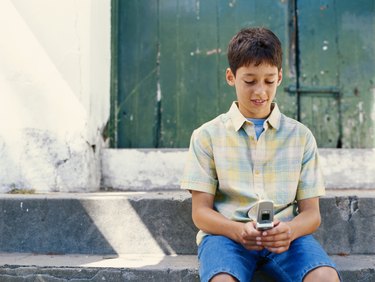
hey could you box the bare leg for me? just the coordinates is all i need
[303,266,340,282]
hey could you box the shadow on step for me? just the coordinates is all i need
[0,197,117,255]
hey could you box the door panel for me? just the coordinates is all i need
[297,0,342,147]
[300,95,341,147]
[336,0,375,148]
[117,0,159,148]
[298,0,375,147]
[159,0,221,147]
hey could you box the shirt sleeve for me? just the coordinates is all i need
[296,130,326,200]
[180,128,218,195]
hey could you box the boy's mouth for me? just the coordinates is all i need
[251,99,267,106]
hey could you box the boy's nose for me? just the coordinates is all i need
[254,83,267,95]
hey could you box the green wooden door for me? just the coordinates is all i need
[111,0,375,148]
[295,0,375,148]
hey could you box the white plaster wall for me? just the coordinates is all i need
[0,0,110,192]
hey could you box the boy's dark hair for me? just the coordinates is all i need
[227,27,282,75]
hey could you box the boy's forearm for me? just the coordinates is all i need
[193,206,244,242]
[285,197,322,241]
[287,208,321,241]
[191,190,245,242]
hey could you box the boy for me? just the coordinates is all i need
[181,27,341,282]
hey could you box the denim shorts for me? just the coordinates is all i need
[198,234,340,282]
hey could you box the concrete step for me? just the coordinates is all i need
[0,253,374,282]
[0,190,374,256]
[101,148,375,191]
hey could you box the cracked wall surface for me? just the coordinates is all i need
[0,0,110,192]
[335,196,359,221]
[315,196,375,255]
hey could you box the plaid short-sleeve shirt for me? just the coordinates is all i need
[181,102,325,244]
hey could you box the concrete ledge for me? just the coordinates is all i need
[0,192,197,255]
[101,148,375,190]
[319,149,375,189]
[101,149,187,190]
[0,253,374,282]
[0,191,374,255]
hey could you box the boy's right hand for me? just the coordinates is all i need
[239,221,264,251]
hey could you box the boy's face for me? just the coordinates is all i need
[226,63,282,118]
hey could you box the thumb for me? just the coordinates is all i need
[273,219,281,227]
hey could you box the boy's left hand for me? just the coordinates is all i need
[257,220,293,254]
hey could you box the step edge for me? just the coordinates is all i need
[0,253,374,270]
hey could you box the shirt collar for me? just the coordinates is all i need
[267,103,281,130]
[228,101,281,131]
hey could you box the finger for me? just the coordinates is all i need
[261,225,291,237]
[245,245,264,251]
[242,226,262,239]
[266,246,289,254]
[247,221,263,233]
[246,245,265,251]
[260,232,292,243]
[242,242,265,251]
[241,237,261,246]
[240,238,264,251]
[262,239,291,248]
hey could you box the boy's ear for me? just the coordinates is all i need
[277,68,283,86]
[226,68,235,86]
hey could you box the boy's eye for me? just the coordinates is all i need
[244,80,275,85]
[244,81,256,85]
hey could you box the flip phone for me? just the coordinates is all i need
[256,200,274,231]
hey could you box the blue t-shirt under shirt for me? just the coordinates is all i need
[247,118,266,140]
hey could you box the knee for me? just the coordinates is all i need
[210,273,238,282]
[303,266,340,282]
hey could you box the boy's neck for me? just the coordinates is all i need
[239,103,275,119]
